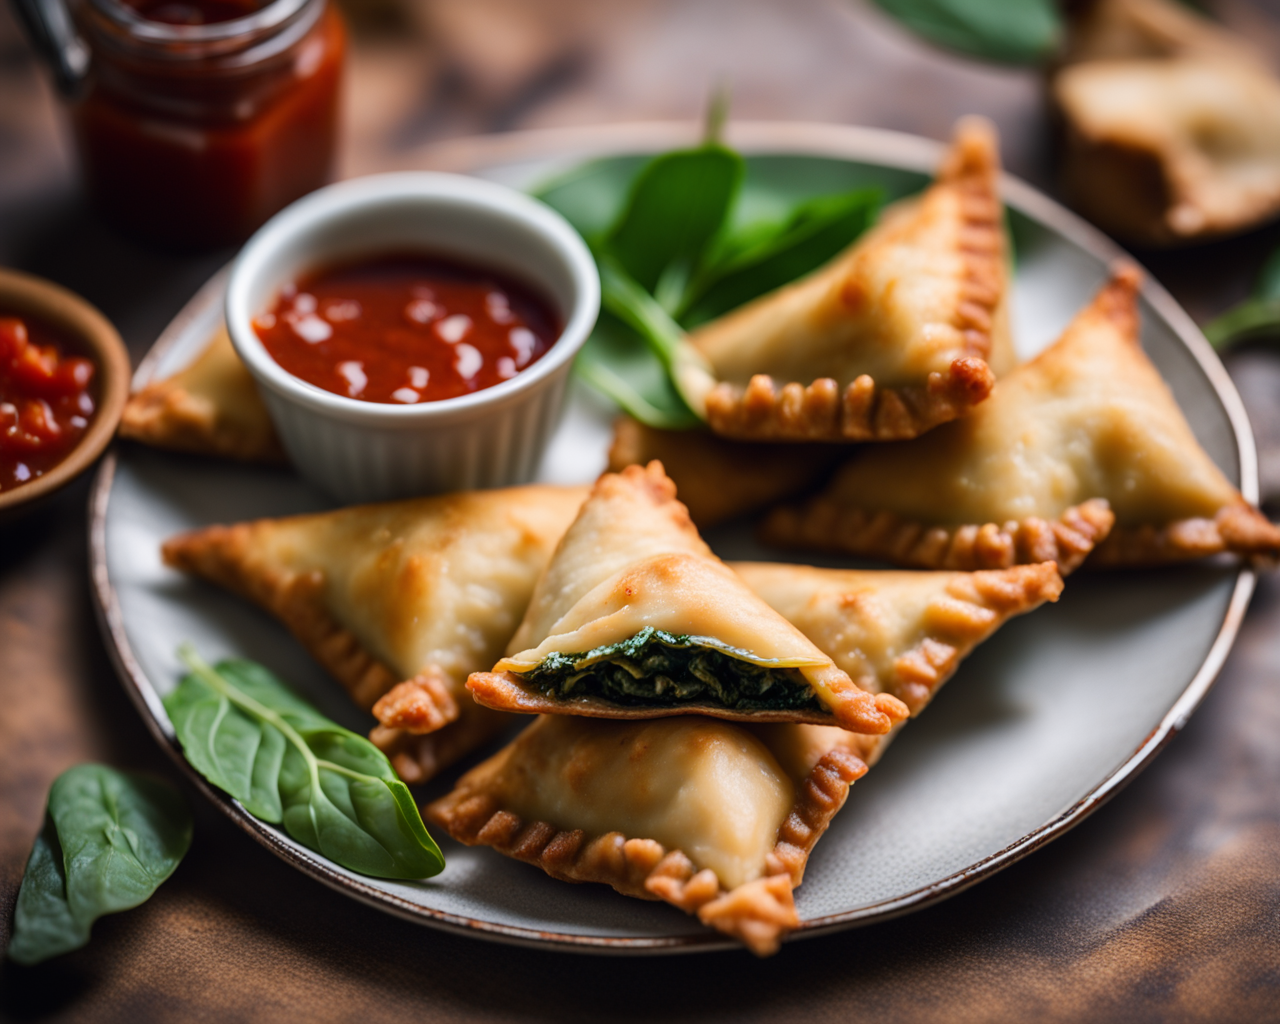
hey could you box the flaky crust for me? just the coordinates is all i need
[606,417,844,528]
[467,670,906,732]
[1092,502,1280,567]
[702,356,996,443]
[690,117,1007,442]
[427,741,870,955]
[761,498,1116,575]
[120,327,286,463]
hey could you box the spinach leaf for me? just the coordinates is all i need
[165,649,444,880]
[681,188,883,326]
[8,765,191,966]
[871,0,1060,65]
[604,145,745,294]
[1204,244,1280,350]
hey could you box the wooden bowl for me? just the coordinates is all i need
[0,267,130,522]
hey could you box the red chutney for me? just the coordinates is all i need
[0,318,97,493]
[254,253,561,404]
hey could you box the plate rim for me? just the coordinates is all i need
[90,119,1258,954]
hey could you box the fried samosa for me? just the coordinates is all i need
[121,326,285,463]
[675,117,1012,442]
[764,266,1280,569]
[427,713,885,955]
[161,484,589,780]
[467,462,909,733]
[1055,0,1280,245]
[733,561,1062,715]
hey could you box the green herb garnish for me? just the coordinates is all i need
[8,765,192,966]
[165,648,444,881]
[523,626,823,713]
[1205,244,1280,351]
[870,0,1060,66]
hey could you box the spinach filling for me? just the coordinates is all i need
[522,626,823,712]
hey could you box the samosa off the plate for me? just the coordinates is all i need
[467,462,909,733]
[161,484,588,781]
[765,266,1280,570]
[428,713,884,956]
[676,117,1013,443]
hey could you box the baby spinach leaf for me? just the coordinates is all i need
[604,145,745,293]
[681,187,883,326]
[166,649,444,880]
[8,765,192,966]
[871,0,1060,65]
[1204,243,1280,350]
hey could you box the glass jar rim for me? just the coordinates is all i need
[87,0,312,46]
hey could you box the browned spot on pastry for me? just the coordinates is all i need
[762,497,1115,575]
[426,745,868,956]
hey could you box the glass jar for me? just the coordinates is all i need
[69,0,345,247]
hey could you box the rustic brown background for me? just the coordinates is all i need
[3,1,1280,1020]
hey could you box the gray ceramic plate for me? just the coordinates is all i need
[90,122,1257,954]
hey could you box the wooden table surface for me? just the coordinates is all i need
[3,1,1280,1020]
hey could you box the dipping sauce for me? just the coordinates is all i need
[0,317,97,492]
[254,253,561,404]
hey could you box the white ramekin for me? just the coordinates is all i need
[225,172,599,503]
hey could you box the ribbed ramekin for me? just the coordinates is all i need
[224,172,599,503]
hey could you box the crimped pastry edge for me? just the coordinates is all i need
[426,741,872,956]
[1090,502,1280,567]
[700,117,1006,442]
[160,524,453,716]
[760,498,1116,575]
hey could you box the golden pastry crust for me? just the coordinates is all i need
[681,117,1008,442]
[762,266,1280,569]
[732,561,1064,715]
[163,524,407,710]
[476,462,909,734]
[120,327,286,463]
[606,417,843,528]
[427,722,876,956]
[762,498,1116,574]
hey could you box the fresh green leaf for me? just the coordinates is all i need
[8,765,192,966]
[574,315,702,429]
[604,145,745,293]
[871,0,1060,65]
[1204,299,1280,350]
[166,649,444,880]
[681,188,883,326]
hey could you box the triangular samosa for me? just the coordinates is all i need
[467,462,910,734]
[734,561,1062,715]
[161,484,589,780]
[121,326,285,463]
[428,714,884,956]
[764,266,1280,569]
[676,118,1013,442]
